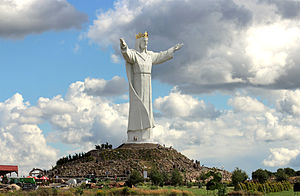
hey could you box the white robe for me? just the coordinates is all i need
[121,47,174,131]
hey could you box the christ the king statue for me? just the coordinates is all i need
[120,32,183,143]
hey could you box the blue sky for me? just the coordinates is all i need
[1,0,300,176]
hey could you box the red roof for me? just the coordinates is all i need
[0,165,18,172]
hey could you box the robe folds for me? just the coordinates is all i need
[121,47,174,131]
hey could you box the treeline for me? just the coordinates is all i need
[251,167,300,183]
[56,152,93,166]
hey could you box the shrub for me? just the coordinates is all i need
[218,183,227,196]
[75,187,84,195]
[126,170,144,186]
[35,188,53,196]
[187,182,193,188]
[227,190,263,196]
[122,186,130,195]
[162,171,170,185]
[52,188,58,196]
[170,169,183,186]
[150,185,159,190]
[203,170,223,192]
[149,167,164,186]
[238,181,292,193]
[96,190,107,196]
[80,182,87,189]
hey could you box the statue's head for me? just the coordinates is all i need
[135,32,148,52]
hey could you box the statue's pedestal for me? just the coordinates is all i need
[127,128,154,143]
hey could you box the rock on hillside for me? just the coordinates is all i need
[48,143,231,182]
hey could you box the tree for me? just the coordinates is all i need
[275,168,288,182]
[170,169,183,186]
[231,168,248,190]
[203,170,222,191]
[149,167,164,186]
[283,168,296,177]
[126,170,144,187]
[252,169,269,183]
[202,170,226,196]
[162,171,170,185]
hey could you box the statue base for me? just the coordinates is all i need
[127,128,154,143]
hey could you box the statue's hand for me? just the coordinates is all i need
[173,43,184,52]
[120,38,127,49]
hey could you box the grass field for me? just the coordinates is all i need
[0,185,297,195]
[266,190,296,196]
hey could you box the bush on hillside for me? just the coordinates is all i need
[126,170,144,187]
[170,169,183,186]
[149,167,164,186]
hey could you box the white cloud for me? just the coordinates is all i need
[263,148,300,167]
[40,77,128,146]
[0,94,57,175]
[73,43,80,53]
[154,88,220,119]
[0,0,87,39]
[83,76,127,97]
[0,77,129,175]
[111,54,120,63]
[246,22,300,85]
[228,96,266,113]
[277,89,300,116]
[151,89,300,170]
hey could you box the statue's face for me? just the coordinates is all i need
[140,37,148,50]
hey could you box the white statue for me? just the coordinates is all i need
[120,32,183,143]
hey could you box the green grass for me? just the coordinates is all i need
[0,186,296,196]
[135,185,234,195]
[265,190,295,196]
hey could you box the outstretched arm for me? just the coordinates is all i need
[172,43,184,52]
[120,38,135,64]
[120,38,127,50]
[151,43,184,65]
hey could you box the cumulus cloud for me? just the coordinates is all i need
[87,0,300,93]
[151,89,300,170]
[0,77,129,174]
[154,88,220,119]
[39,77,128,146]
[0,0,87,39]
[0,94,57,175]
[45,80,128,145]
[264,0,300,19]
[263,148,300,167]
[111,54,121,63]
[83,76,127,97]
[276,89,300,116]
[228,96,266,113]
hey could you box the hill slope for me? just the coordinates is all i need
[48,143,231,182]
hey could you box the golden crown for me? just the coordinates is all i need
[136,31,148,39]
